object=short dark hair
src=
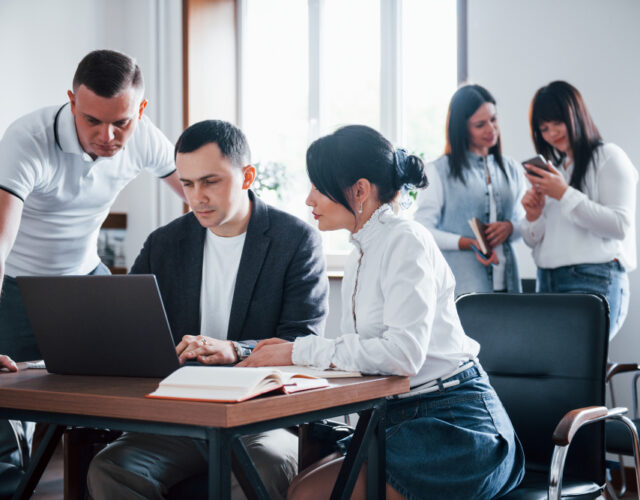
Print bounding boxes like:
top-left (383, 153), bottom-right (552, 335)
top-left (306, 125), bottom-right (428, 215)
top-left (174, 120), bottom-right (251, 167)
top-left (72, 50), bottom-right (143, 97)
top-left (529, 80), bottom-right (602, 192)
top-left (444, 84), bottom-right (505, 184)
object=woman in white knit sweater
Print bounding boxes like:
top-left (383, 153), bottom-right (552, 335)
top-left (521, 81), bottom-right (637, 338)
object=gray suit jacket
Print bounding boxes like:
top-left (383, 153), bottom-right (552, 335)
top-left (130, 191), bottom-right (328, 344)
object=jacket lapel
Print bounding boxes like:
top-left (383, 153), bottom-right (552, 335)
top-left (227, 191), bottom-right (270, 341)
top-left (179, 214), bottom-right (206, 337)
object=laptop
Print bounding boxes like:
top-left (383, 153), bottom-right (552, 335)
top-left (17, 275), bottom-right (180, 377)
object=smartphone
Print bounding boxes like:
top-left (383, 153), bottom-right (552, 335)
top-left (471, 245), bottom-right (493, 266)
top-left (522, 154), bottom-right (550, 178)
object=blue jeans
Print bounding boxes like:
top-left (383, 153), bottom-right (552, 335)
top-left (0, 262), bottom-right (111, 361)
top-left (537, 261), bottom-right (629, 339)
top-left (338, 364), bottom-right (525, 500)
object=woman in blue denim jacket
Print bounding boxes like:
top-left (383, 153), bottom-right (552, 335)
top-left (521, 81), bottom-right (637, 338)
top-left (415, 85), bottom-right (526, 296)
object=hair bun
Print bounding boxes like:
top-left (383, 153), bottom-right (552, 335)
top-left (394, 149), bottom-right (428, 189)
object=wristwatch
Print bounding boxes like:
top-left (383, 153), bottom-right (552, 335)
top-left (231, 341), bottom-right (253, 361)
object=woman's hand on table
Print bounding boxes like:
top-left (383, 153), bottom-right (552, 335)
top-left (237, 338), bottom-right (293, 367)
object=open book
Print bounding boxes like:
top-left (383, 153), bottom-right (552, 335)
top-left (268, 365), bottom-right (361, 379)
top-left (467, 217), bottom-right (492, 257)
top-left (147, 366), bottom-right (330, 403)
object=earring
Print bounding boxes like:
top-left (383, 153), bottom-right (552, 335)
top-left (358, 202), bottom-right (363, 214)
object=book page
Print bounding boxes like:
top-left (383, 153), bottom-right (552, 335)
top-left (158, 366), bottom-right (282, 389)
top-left (269, 365), bottom-right (362, 379)
top-left (282, 377), bottom-right (329, 394)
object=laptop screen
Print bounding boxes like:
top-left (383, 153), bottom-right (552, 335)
top-left (17, 275), bottom-right (180, 377)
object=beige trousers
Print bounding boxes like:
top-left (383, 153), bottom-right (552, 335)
top-left (87, 429), bottom-right (298, 500)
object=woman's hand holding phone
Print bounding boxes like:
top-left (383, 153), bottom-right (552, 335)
top-left (522, 154), bottom-right (550, 178)
top-left (523, 161), bottom-right (568, 200)
top-left (521, 188), bottom-right (545, 221)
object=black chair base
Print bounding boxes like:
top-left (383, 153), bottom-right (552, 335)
top-left (500, 471), bottom-right (603, 500)
top-left (0, 462), bottom-right (24, 500)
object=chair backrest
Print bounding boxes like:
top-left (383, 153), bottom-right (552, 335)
top-left (521, 278), bottom-right (536, 293)
top-left (456, 293), bottom-right (609, 483)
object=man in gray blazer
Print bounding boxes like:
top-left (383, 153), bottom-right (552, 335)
top-left (88, 120), bottom-right (329, 500)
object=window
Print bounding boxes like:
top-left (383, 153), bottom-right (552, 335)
top-left (321, 0), bottom-right (380, 135)
top-left (241, 0), bottom-right (309, 218)
top-left (238, 0), bottom-right (459, 264)
top-left (402, 0), bottom-right (457, 161)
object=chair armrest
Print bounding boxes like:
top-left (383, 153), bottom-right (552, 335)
top-left (548, 407), bottom-right (630, 500)
top-left (552, 406), bottom-right (626, 446)
top-left (606, 362), bottom-right (640, 382)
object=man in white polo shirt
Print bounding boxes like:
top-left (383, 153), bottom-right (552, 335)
top-left (0, 49), bottom-right (185, 472)
top-left (0, 49), bottom-right (185, 362)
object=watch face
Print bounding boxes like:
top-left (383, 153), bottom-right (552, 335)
top-left (234, 342), bottom-right (252, 360)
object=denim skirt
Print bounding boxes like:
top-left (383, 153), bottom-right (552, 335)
top-left (339, 364), bottom-right (525, 500)
top-left (537, 260), bottom-right (629, 338)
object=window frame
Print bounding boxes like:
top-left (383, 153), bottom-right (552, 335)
top-left (184, 0), bottom-right (468, 267)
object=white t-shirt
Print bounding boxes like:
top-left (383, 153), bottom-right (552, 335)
top-left (293, 204), bottom-right (479, 387)
top-left (487, 183), bottom-right (506, 290)
top-left (199, 229), bottom-right (247, 339)
top-left (0, 104), bottom-right (176, 277)
top-left (520, 143), bottom-right (637, 271)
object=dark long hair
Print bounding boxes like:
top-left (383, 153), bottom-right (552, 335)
top-left (306, 125), bottom-right (428, 214)
top-left (529, 81), bottom-right (602, 192)
top-left (444, 84), bottom-right (505, 183)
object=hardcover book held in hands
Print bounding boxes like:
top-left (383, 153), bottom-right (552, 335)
top-left (467, 217), bottom-right (492, 257)
top-left (147, 366), bottom-right (331, 403)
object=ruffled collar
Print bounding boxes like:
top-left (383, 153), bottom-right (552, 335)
top-left (350, 204), bottom-right (395, 250)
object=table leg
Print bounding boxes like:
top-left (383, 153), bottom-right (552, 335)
top-left (12, 424), bottom-right (65, 500)
top-left (231, 435), bottom-right (270, 499)
top-left (367, 401), bottom-right (386, 500)
top-left (207, 428), bottom-right (231, 500)
top-left (331, 403), bottom-right (385, 500)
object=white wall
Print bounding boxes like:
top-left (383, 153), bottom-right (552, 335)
top-left (467, 0), bottom-right (640, 412)
top-left (0, 0), bottom-right (183, 268)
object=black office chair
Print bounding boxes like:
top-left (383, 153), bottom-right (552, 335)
top-left (605, 362), bottom-right (640, 497)
top-left (456, 292), bottom-right (640, 500)
top-left (0, 420), bottom-right (27, 500)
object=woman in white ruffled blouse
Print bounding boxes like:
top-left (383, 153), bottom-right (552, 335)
top-left (239, 125), bottom-right (524, 499)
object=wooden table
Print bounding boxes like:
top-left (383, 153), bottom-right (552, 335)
top-left (0, 366), bottom-right (409, 499)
